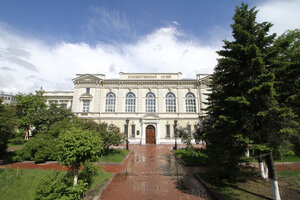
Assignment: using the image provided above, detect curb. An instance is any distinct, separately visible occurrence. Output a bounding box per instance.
[193,173,221,200]
[83,173,116,200]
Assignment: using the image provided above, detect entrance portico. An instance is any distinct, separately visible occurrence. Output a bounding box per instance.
[141,113,160,145]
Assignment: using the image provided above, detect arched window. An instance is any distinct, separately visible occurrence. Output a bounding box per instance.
[105,92,116,112]
[145,92,156,112]
[186,93,196,112]
[125,92,136,112]
[166,92,176,112]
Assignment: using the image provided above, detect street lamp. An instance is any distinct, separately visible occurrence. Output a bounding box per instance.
[174,119,178,150]
[126,118,130,150]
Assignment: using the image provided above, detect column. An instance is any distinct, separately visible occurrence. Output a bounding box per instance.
[156,120,160,144]
[141,120,145,145]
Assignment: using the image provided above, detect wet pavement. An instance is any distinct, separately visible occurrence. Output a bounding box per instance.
[100,145,212,200]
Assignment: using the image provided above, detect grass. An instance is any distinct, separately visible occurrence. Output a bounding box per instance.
[98,149,130,163]
[174,148,208,165]
[0,168,112,200]
[199,170,300,200]
[87,170,112,196]
[278,171,300,191]
[0,168,63,200]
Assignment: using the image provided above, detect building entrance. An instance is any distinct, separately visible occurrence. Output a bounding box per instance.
[146,125,156,144]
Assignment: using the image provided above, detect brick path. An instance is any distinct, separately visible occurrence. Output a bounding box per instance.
[100,145,212,200]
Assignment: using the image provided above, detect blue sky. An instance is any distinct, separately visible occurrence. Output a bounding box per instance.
[0,0,299,93]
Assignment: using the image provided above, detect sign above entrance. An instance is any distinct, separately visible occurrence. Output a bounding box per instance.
[119,72,182,80]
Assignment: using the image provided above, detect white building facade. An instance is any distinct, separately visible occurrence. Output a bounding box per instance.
[45,72,211,145]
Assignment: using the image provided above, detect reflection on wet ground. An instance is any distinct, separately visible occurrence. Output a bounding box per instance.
[100,145,212,200]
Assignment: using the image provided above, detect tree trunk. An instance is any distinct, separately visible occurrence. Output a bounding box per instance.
[73,169,78,186]
[265,152,281,200]
[258,154,268,179]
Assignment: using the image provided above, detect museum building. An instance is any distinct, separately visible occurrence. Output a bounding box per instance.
[44,72,211,145]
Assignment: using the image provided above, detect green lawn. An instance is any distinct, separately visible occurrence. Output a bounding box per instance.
[0,168,62,200]
[0,168,112,200]
[174,148,208,165]
[98,149,130,163]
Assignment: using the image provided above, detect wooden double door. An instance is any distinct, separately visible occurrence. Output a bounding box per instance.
[146,125,156,144]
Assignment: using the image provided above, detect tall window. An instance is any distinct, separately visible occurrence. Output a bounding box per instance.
[166,92,176,112]
[186,93,196,112]
[145,92,156,112]
[82,100,90,112]
[125,92,136,112]
[105,92,116,112]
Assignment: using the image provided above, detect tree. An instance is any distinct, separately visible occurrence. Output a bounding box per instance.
[200,4,294,199]
[57,126,103,185]
[15,89,47,139]
[0,99,17,155]
[74,120,125,154]
[274,29,300,156]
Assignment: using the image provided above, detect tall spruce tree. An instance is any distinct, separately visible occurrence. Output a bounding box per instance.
[202,4,293,199]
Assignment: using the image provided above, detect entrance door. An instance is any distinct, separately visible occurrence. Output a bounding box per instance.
[146,125,156,144]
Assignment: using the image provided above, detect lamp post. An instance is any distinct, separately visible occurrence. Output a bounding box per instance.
[174,119,178,150]
[126,118,129,150]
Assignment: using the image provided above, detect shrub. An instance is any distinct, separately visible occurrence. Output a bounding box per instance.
[8,137,25,145]
[14,134,58,163]
[34,172,88,200]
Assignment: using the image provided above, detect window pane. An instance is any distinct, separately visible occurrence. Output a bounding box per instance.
[186,93,196,112]
[125,92,136,112]
[146,92,155,112]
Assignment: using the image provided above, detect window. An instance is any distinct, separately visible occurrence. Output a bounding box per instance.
[166,92,176,112]
[105,92,116,112]
[131,124,135,138]
[125,92,136,112]
[166,124,170,138]
[86,88,90,94]
[145,92,156,112]
[82,100,90,112]
[186,93,196,112]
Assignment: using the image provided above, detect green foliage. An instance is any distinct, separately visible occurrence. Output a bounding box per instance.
[34,171,88,200]
[0,168,60,200]
[200,3,288,181]
[0,100,18,155]
[176,126,194,151]
[14,89,74,138]
[15,89,47,138]
[57,126,103,173]
[75,120,125,153]
[14,134,58,163]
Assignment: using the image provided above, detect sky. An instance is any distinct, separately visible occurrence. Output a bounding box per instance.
[0,0,299,93]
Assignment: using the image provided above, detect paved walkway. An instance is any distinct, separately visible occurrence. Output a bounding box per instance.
[100,145,212,200]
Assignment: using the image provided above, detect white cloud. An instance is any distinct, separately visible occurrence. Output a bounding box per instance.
[257,0,300,35]
[0,24,218,93]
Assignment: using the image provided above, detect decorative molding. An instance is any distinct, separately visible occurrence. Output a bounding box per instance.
[72,74,103,85]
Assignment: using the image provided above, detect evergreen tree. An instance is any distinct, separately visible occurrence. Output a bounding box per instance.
[201,4,294,199]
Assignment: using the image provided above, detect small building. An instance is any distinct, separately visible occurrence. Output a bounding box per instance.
[44,72,211,145]
[0,91,16,105]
